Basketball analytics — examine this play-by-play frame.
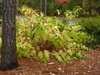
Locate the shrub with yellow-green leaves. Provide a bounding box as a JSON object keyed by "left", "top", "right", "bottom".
{"left": 16, "top": 6, "right": 94, "bottom": 62}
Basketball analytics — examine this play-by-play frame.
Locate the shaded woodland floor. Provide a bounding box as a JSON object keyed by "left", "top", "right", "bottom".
{"left": 0, "top": 48, "right": 100, "bottom": 75}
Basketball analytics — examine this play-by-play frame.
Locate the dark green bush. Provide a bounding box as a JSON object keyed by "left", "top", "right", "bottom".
{"left": 46, "top": 1, "right": 59, "bottom": 16}
{"left": 79, "top": 17, "right": 100, "bottom": 35}
{"left": 79, "top": 16, "right": 100, "bottom": 45}
{"left": 66, "top": 0, "right": 82, "bottom": 10}
{"left": 18, "top": 0, "right": 37, "bottom": 8}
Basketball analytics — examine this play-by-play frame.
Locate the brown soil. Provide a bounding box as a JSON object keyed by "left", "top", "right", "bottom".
{"left": 0, "top": 48, "right": 100, "bottom": 75}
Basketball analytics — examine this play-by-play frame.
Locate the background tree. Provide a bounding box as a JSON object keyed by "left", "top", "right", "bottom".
{"left": 17, "top": 0, "right": 100, "bottom": 16}
{"left": 44, "top": 0, "right": 47, "bottom": 16}
{"left": 18, "top": 0, "right": 59, "bottom": 16}
{"left": 0, "top": 0, "right": 19, "bottom": 71}
{"left": 0, "top": 0, "right": 2, "bottom": 16}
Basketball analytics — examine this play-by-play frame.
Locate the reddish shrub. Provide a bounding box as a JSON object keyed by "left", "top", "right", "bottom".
{"left": 55, "top": 0, "right": 70, "bottom": 4}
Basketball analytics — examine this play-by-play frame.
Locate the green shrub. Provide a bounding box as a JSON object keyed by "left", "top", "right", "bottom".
{"left": 46, "top": 1, "right": 59, "bottom": 16}
{"left": 16, "top": 6, "right": 93, "bottom": 62}
{"left": 18, "top": 0, "right": 37, "bottom": 8}
{"left": 79, "top": 17, "right": 100, "bottom": 35}
{"left": 79, "top": 16, "right": 100, "bottom": 46}
{"left": 64, "top": 6, "right": 82, "bottom": 20}
{"left": 66, "top": 0, "right": 82, "bottom": 10}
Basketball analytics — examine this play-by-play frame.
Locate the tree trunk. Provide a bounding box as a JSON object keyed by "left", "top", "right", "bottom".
{"left": 0, "top": 0, "right": 19, "bottom": 71}
{"left": 82, "top": 0, "right": 89, "bottom": 15}
{"left": 44, "top": 0, "right": 47, "bottom": 16}
{"left": 40, "top": 0, "right": 42, "bottom": 13}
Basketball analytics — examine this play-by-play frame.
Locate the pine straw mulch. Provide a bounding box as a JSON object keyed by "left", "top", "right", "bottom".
{"left": 0, "top": 48, "right": 100, "bottom": 75}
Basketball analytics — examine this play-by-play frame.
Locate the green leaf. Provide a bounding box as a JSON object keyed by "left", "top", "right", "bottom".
{"left": 38, "top": 51, "right": 43, "bottom": 60}
{"left": 57, "top": 56, "right": 64, "bottom": 62}
{"left": 44, "top": 50, "right": 50, "bottom": 61}
{"left": 61, "top": 52, "right": 68, "bottom": 62}
{"left": 30, "top": 50, "right": 36, "bottom": 56}
{"left": 24, "top": 50, "right": 30, "bottom": 58}
{"left": 55, "top": 52, "right": 64, "bottom": 62}
{"left": 75, "top": 52, "right": 83, "bottom": 58}
{"left": 55, "top": 52, "right": 59, "bottom": 58}
{"left": 67, "top": 49, "right": 73, "bottom": 56}
{"left": 66, "top": 55, "right": 71, "bottom": 60}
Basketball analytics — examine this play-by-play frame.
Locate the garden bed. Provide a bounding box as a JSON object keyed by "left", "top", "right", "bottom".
{"left": 0, "top": 48, "right": 100, "bottom": 75}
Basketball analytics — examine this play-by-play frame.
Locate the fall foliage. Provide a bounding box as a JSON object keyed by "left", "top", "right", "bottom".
{"left": 55, "top": 0, "right": 69, "bottom": 4}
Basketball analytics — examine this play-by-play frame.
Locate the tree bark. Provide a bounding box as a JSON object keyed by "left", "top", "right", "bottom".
{"left": 44, "top": 0, "right": 47, "bottom": 16}
{"left": 0, "top": 0, "right": 19, "bottom": 71}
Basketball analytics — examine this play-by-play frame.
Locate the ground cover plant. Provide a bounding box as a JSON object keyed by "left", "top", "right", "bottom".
{"left": 14, "top": 5, "right": 95, "bottom": 63}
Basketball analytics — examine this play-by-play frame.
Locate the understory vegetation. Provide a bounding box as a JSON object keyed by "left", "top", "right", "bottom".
{"left": 79, "top": 17, "right": 100, "bottom": 46}
{"left": 0, "top": 6, "right": 100, "bottom": 63}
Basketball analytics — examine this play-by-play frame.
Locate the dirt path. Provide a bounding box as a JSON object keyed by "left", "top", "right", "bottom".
{"left": 0, "top": 48, "right": 100, "bottom": 75}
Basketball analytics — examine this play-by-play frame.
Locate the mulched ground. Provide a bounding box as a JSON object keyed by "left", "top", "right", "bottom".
{"left": 0, "top": 48, "right": 100, "bottom": 75}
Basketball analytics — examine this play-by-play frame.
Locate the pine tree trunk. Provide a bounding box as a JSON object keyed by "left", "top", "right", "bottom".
{"left": 0, "top": 0, "right": 19, "bottom": 71}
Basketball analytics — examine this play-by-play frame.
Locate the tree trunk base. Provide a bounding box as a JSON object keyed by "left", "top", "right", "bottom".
{"left": 0, "top": 62, "right": 19, "bottom": 71}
